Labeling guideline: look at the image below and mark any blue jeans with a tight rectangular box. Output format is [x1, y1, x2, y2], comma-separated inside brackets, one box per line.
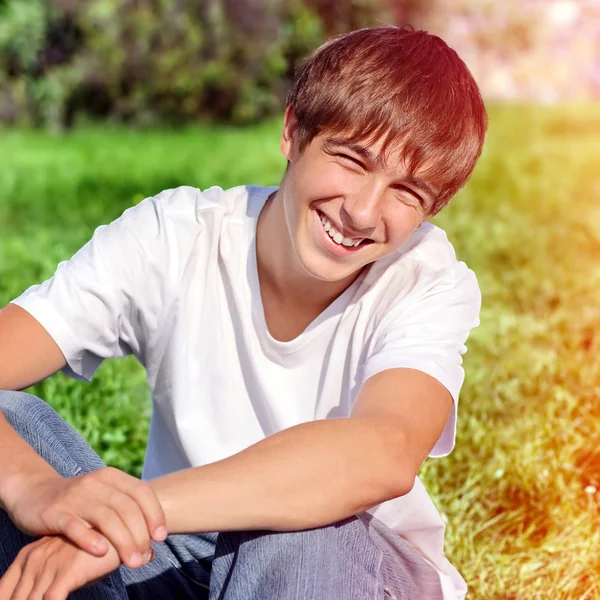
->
[0, 390, 442, 599]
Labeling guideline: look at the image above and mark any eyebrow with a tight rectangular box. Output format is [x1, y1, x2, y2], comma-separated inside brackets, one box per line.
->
[324, 137, 437, 210]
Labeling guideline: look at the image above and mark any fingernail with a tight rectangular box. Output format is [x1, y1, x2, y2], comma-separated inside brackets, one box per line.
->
[154, 526, 168, 541]
[143, 549, 153, 563]
[131, 553, 143, 567]
[93, 539, 107, 552]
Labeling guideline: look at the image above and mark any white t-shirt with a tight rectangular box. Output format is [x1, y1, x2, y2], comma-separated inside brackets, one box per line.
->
[10, 184, 480, 600]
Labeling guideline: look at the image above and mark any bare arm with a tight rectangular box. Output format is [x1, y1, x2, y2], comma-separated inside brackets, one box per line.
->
[0, 369, 453, 598]
[0, 303, 68, 511]
[149, 368, 453, 534]
[0, 303, 67, 391]
[0, 303, 167, 567]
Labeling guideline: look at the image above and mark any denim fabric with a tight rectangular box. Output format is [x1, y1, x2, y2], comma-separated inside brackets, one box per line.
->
[0, 390, 441, 599]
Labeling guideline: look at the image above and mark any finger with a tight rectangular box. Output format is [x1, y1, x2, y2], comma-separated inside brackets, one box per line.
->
[103, 469, 168, 543]
[109, 491, 154, 561]
[0, 560, 23, 600]
[44, 581, 69, 600]
[8, 543, 40, 600]
[10, 554, 37, 600]
[47, 546, 114, 599]
[55, 483, 143, 566]
[124, 482, 168, 543]
[41, 536, 95, 599]
[84, 506, 142, 568]
[54, 514, 109, 557]
[46, 570, 83, 600]
[27, 566, 56, 600]
[39, 550, 75, 600]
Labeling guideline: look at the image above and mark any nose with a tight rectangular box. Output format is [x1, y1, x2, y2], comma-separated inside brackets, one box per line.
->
[340, 180, 384, 233]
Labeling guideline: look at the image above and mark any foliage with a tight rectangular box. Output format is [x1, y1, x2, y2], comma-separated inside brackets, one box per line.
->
[1, 104, 600, 597]
[0, 0, 389, 129]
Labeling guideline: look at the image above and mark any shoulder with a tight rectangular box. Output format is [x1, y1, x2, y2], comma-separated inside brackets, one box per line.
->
[145, 184, 254, 217]
[142, 184, 275, 228]
[395, 222, 464, 271]
[363, 222, 480, 323]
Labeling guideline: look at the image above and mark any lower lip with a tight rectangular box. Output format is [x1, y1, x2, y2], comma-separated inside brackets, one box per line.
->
[314, 210, 366, 257]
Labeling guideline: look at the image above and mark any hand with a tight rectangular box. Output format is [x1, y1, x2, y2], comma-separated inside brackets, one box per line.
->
[0, 534, 124, 600]
[5, 467, 167, 568]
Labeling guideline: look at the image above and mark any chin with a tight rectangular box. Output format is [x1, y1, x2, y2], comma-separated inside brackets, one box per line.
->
[291, 221, 376, 283]
[296, 250, 360, 283]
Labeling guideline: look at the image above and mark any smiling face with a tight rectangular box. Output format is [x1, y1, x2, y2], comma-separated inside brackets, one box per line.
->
[278, 107, 436, 283]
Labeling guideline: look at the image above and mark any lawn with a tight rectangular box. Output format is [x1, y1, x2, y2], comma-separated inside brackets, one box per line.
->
[1, 105, 600, 599]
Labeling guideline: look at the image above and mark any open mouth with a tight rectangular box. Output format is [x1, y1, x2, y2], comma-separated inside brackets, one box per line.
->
[317, 210, 373, 249]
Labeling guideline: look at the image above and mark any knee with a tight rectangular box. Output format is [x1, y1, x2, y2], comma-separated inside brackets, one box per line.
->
[0, 390, 57, 432]
[0, 389, 46, 416]
[212, 517, 383, 598]
[218, 516, 367, 563]
[0, 389, 101, 477]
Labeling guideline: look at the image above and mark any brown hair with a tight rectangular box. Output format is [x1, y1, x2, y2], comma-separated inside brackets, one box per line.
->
[285, 26, 488, 216]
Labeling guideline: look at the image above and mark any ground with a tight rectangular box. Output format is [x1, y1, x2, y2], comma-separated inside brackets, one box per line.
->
[1, 104, 599, 599]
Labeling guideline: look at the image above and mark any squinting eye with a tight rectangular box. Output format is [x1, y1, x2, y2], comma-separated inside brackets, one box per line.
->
[396, 189, 420, 207]
[336, 154, 364, 168]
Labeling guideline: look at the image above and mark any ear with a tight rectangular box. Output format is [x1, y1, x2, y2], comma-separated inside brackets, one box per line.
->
[281, 105, 300, 162]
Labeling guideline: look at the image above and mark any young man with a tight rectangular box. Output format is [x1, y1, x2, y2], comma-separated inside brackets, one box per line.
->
[0, 25, 486, 600]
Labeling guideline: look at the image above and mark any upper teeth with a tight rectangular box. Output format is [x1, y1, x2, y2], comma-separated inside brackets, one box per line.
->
[320, 215, 363, 247]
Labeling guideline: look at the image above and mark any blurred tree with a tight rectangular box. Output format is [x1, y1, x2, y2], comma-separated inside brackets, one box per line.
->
[304, 0, 387, 34]
[388, 0, 436, 27]
[0, 0, 48, 125]
[0, 0, 393, 128]
[0, 0, 84, 128]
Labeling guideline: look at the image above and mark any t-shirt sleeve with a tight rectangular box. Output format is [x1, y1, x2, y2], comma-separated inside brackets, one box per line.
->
[9, 189, 178, 382]
[360, 261, 481, 457]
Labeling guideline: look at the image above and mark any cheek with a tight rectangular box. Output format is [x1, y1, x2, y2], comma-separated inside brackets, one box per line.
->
[292, 160, 358, 201]
[384, 204, 422, 243]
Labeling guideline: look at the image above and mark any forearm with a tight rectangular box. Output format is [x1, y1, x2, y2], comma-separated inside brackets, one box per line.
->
[149, 418, 413, 534]
[0, 411, 60, 512]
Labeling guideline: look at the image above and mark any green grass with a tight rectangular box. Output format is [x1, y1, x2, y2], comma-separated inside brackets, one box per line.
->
[0, 120, 286, 476]
[1, 105, 600, 599]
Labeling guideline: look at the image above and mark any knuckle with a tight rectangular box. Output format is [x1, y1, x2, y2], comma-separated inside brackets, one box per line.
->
[103, 504, 121, 519]
[27, 545, 46, 562]
[104, 466, 121, 479]
[100, 511, 129, 543]
[137, 485, 163, 516]
[114, 492, 136, 513]
[61, 515, 79, 534]
[96, 505, 117, 525]
[44, 588, 63, 600]
[70, 476, 93, 496]
[85, 472, 104, 489]
[78, 475, 93, 490]
[136, 478, 152, 492]
[16, 545, 31, 561]
[134, 480, 151, 498]
[40, 504, 59, 527]
[138, 483, 160, 506]
[118, 498, 149, 531]
[85, 470, 104, 486]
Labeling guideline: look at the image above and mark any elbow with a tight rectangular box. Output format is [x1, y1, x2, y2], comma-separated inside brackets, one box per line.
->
[378, 459, 417, 501]
[355, 467, 414, 514]
[359, 459, 417, 509]
[388, 469, 416, 499]
[378, 436, 420, 500]
[353, 422, 422, 508]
